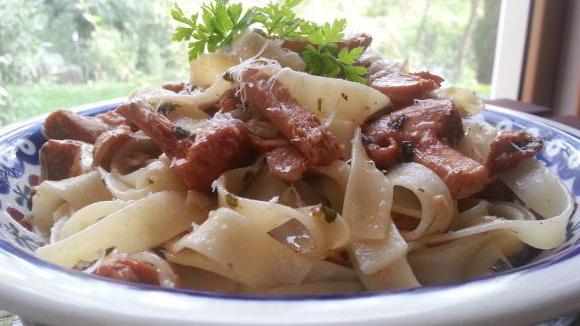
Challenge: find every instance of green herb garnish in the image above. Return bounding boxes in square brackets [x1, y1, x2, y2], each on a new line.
[300, 18, 367, 83]
[312, 205, 337, 223]
[171, 0, 368, 83]
[172, 1, 256, 60]
[225, 193, 239, 208]
[253, 0, 304, 38]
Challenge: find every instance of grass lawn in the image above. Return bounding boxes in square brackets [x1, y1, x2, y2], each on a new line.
[1, 82, 154, 125]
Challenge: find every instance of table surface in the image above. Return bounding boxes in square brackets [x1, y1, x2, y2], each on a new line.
[0, 101, 578, 325]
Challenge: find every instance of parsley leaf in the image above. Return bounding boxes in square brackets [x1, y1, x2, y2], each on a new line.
[337, 46, 364, 65]
[171, 1, 368, 83]
[172, 2, 256, 60]
[254, 0, 304, 38]
[307, 19, 347, 45]
[301, 20, 368, 83]
[343, 65, 368, 83]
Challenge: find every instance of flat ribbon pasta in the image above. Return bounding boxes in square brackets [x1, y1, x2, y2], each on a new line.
[343, 131, 416, 290]
[167, 208, 314, 288]
[215, 167, 351, 260]
[31, 171, 112, 234]
[343, 130, 391, 240]
[423, 134, 573, 250]
[387, 163, 454, 241]
[409, 231, 522, 285]
[36, 191, 195, 267]
[130, 78, 232, 119]
[99, 160, 186, 201]
[56, 200, 129, 241]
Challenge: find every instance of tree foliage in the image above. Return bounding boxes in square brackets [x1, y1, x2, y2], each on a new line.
[0, 0, 48, 83]
[0, 0, 188, 84]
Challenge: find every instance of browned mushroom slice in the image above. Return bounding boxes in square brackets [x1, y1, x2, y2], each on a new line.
[485, 131, 543, 174]
[368, 71, 444, 108]
[162, 82, 187, 93]
[363, 136, 400, 168]
[218, 89, 243, 113]
[413, 143, 490, 199]
[338, 33, 373, 50]
[363, 99, 464, 149]
[172, 121, 255, 192]
[117, 101, 254, 192]
[282, 33, 372, 53]
[249, 136, 290, 153]
[93, 259, 160, 286]
[364, 99, 490, 199]
[39, 139, 93, 181]
[93, 126, 161, 174]
[265, 145, 310, 182]
[44, 110, 112, 144]
[241, 68, 344, 165]
[95, 110, 130, 128]
[117, 101, 190, 158]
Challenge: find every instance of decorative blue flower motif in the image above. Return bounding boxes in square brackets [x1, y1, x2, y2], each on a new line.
[13, 185, 33, 210]
[0, 129, 44, 194]
[1, 222, 43, 251]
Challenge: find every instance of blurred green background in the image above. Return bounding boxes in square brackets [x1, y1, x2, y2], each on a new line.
[0, 0, 500, 126]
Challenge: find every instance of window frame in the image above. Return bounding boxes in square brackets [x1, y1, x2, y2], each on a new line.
[490, 0, 532, 100]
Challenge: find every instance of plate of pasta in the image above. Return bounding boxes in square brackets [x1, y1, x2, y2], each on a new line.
[0, 1, 579, 325]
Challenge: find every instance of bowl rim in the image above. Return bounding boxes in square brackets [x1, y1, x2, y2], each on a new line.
[0, 100, 579, 325]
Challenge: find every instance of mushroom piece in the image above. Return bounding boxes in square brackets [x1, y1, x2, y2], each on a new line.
[485, 131, 543, 174]
[39, 139, 93, 181]
[93, 126, 162, 174]
[241, 68, 344, 166]
[44, 110, 112, 144]
[117, 101, 254, 192]
[93, 258, 160, 286]
[265, 145, 311, 183]
[364, 99, 489, 199]
[368, 71, 444, 108]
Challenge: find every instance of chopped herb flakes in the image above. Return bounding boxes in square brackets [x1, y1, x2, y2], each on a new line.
[151, 247, 166, 259]
[400, 141, 414, 162]
[158, 103, 176, 116]
[225, 193, 239, 208]
[312, 205, 337, 223]
[172, 125, 191, 139]
[388, 115, 407, 130]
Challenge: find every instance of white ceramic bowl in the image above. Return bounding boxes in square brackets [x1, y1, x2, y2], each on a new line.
[0, 101, 579, 325]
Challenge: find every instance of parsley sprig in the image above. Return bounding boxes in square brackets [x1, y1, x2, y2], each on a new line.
[253, 0, 303, 38]
[172, 1, 256, 60]
[301, 19, 367, 83]
[171, 0, 368, 83]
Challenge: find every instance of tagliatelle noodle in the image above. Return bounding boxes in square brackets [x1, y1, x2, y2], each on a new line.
[342, 131, 417, 291]
[409, 231, 522, 285]
[57, 200, 129, 241]
[98, 160, 186, 201]
[215, 167, 351, 259]
[31, 171, 112, 234]
[422, 121, 574, 250]
[166, 208, 314, 288]
[35, 191, 195, 267]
